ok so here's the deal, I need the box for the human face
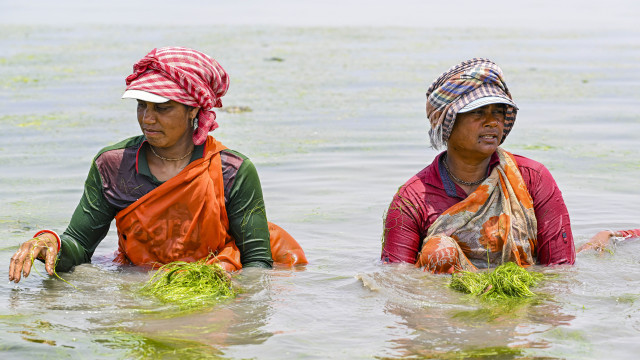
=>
[136,100,198,148]
[447,103,506,160]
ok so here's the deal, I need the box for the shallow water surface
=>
[1,23,639,359]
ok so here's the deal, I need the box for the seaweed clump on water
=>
[139,260,237,309]
[449,262,544,300]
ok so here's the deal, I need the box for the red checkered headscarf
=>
[125,47,230,145]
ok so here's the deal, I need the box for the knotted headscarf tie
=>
[125,47,229,145]
[425,58,517,149]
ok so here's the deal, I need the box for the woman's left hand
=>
[577,230,613,253]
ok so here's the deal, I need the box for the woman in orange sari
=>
[381,58,575,273]
[9,47,305,283]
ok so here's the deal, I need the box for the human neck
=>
[443,150,491,187]
[148,138,194,162]
[146,141,195,181]
[149,144,193,162]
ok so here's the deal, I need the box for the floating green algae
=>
[139,260,237,309]
[406,345,525,360]
[220,105,253,113]
[521,143,555,151]
[449,262,544,300]
[109,330,225,359]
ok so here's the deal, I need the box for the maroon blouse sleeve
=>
[381,185,425,263]
[618,229,640,238]
[520,162,576,265]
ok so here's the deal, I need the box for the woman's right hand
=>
[9,233,59,283]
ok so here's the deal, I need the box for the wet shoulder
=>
[220,149,248,171]
[511,153,547,174]
[395,163,437,199]
[93,135,153,210]
[220,149,255,198]
[94,135,145,160]
[510,153,558,191]
[93,135,144,176]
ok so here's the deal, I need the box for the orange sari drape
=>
[415,148,537,274]
[114,137,242,271]
[113,136,307,271]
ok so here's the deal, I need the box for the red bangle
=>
[34,230,61,252]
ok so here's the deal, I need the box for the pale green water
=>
[1,21,639,359]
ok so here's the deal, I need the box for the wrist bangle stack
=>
[34,229,61,252]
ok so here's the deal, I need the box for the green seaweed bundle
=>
[449,262,544,300]
[139,260,237,309]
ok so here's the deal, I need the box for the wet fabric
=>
[111,135,305,269]
[113,137,243,271]
[381,151,575,267]
[125,47,230,145]
[618,229,640,238]
[55,135,273,271]
[268,223,308,266]
[426,58,517,146]
[415,236,474,274]
[414,148,537,273]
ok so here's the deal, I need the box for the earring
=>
[192,117,198,130]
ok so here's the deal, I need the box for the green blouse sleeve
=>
[56,161,116,272]
[225,154,273,268]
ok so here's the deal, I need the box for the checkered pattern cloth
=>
[426,58,517,147]
[125,47,229,145]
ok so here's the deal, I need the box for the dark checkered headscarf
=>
[426,58,517,149]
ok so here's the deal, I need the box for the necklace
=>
[442,154,487,186]
[149,145,193,161]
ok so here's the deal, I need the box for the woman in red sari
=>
[381,58,575,273]
[9,47,305,283]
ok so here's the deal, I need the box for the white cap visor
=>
[122,89,170,103]
[458,96,518,113]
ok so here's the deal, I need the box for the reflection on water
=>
[1,21,639,359]
[358,265,576,359]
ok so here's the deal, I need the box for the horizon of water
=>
[1,0,638,30]
[1,3,640,359]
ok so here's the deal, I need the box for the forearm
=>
[381,193,423,263]
[577,229,639,253]
[56,162,115,272]
[226,159,273,268]
[56,234,95,272]
[535,213,574,265]
[530,167,575,265]
[229,204,272,268]
[56,225,111,272]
